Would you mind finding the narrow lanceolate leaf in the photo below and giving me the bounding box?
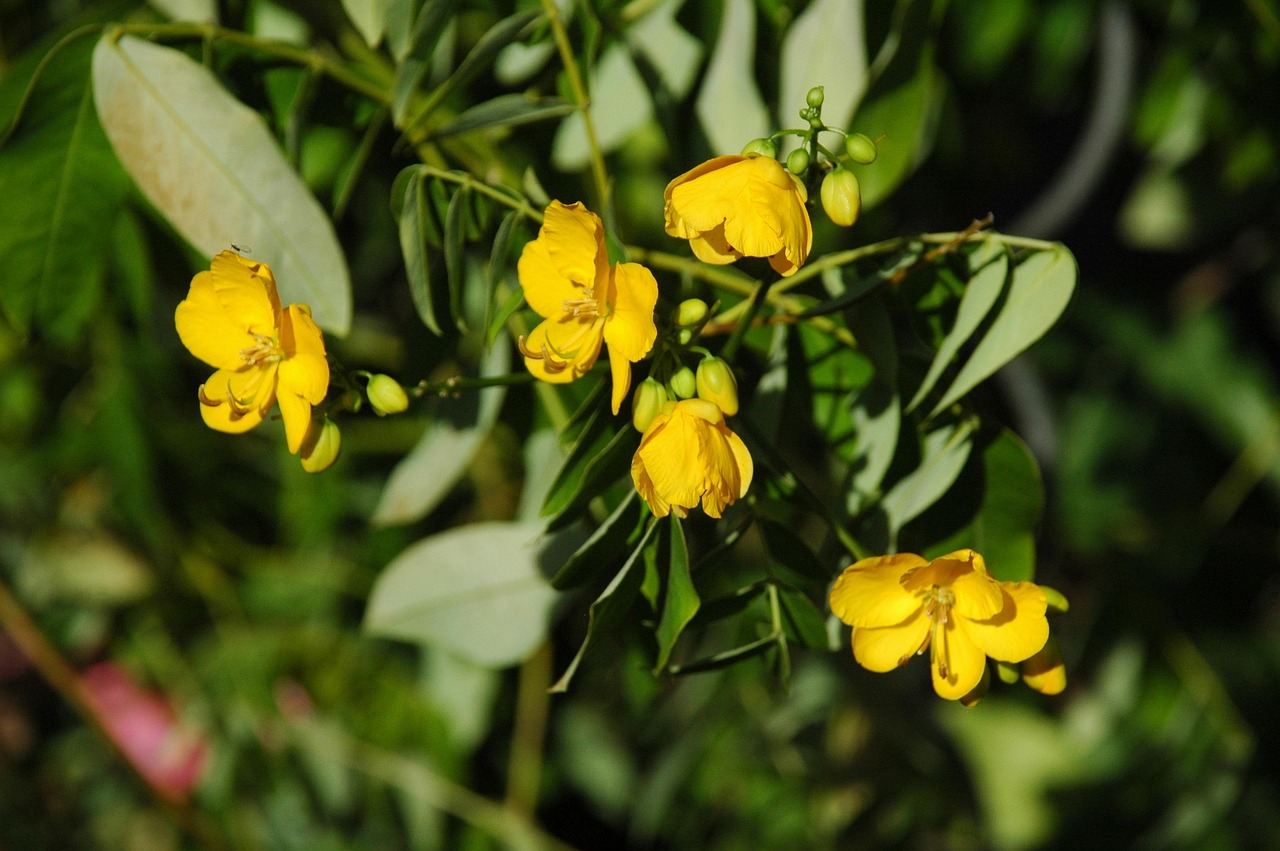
[882,419,976,541]
[397,169,444,334]
[551,518,660,692]
[846,299,899,515]
[393,0,459,123]
[929,244,1077,418]
[444,185,468,331]
[907,241,1010,413]
[654,516,699,674]
[91,35,351,333]
[342,0,387,48]
[485,211,520,343]
[854,60,941,212]
[0,35,126,341]
[363,521,558,668]
[432,94,575,139]
[694,0,769,154]
[778,0,867,136]
[546,424,640,533]
[552,490,642,590]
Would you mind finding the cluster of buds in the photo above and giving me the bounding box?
[632,299,740,432]
[741,86,878,229]
[301,372,412,474]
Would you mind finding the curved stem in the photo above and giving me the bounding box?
[419,165,544,223]
[541,0,611,212]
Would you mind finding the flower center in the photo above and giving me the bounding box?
[240,332,282,366]
[900,585,956,678]
[561,286,600,319]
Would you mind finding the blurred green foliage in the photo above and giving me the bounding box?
[1,0,1279,849]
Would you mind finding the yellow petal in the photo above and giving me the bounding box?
[829,554,927,628]
[931,619,987,700]
[696,420,743,518]
[175,271,258,368]
[1021,635,1067,695]
[279,305,330,404]
[962,581,1050,663]
[198,365,274,434]
[634,408,706,514]
[663,156,746,237]
[209,251,281,335]
[521,316,605,383]
[542,201,608,289]
[725,428,753,498]
[608,345,631,415]
[851,610,928,673]
[687,229,740,265]
[276,388,313,454]
[631,409,674,517]
[517,234,581,319]
[603,262,659,362]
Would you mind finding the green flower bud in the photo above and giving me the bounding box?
[695,356,739,417]
[740,137,777,159]
[631,378,667,433]
[300,418,341,473]
[845,132,878,164]
[785,147,810,175]
[820,167,861,227]
[995,660,1021,685]
[674,298,709,328]
[1040,585,1070,614]
[366,374,410,416]
[806,86,825,109]
[670,366,697,400]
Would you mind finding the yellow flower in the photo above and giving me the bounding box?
[517,201,659,414]
[175,251,329,454]
[829,549,1050,700]
[664,155,813,277]
[630,398,753,519]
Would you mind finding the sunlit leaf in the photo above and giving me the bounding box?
[846,299,899,514]
[552,43,653,171]
[342,0,387,48]
[779,0,866,138]
[629,0,703,99]
[91,35,351,333]
[694,0,769,154]
[364,521,558,668]
[907,241,1010,412]
[930,243,1077,417]
[853,58,941,211]
[371,336,509,526]
[654,516,698,673]
[882,420,976,540]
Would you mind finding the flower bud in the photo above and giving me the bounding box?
[366,374,409,416]
[695,356,739,416]
[1040,585,1070,614]
[631,378,667,433]
[785,148,810,176]
[806,86,825,109]
[669,366,696,400]
[821,167,861,227]
[740,137,777,159]
[994,660,1021,685]
[844,132,878,164]
[674,298,709,328]
[300,418,341,473]
[1021,635,1067,696]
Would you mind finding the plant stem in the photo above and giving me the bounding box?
[541,0,611,212]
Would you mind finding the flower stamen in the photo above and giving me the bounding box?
[517,335,571,373]
[240,333,282,366]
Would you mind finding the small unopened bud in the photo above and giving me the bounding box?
[300,418,341,473]
[674,298,709,328]
[821,167,861,227]
[1021,635,1067,696]
[785,148,810,176]
[1041,585,1070,614]
[669,366,696,400]
[844,132,878,164]
[631,378,667,433]
[695,356,739,416]
[995,660,1021,685]
[366,374,409,416]
[806,86,825,109]
[740,137,777,159]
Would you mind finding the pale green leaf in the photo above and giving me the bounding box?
[342,0,387,47]
[147,0,217,23]
[91,36,351,333]
[371,336,509,526]
[930,244,1077,417]
[364,521,558,668]
[629,0,704,99]
[694,0,769,154]
[846,299,899,515]
[853,60,941,211]
[907,241,1010,412]
[882,420,976,539]
[779,0,866,137]
[654,516,698,673]
[552,43,653,171]
[432,94,574,138]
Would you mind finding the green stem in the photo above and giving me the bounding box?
[419,165,544,223]
[541,0,611,211]
[413,371,536,397]
[505,641,553,819]
[721,276,777,364]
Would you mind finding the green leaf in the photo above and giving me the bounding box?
[432,93,574,138]
[907,241,1009,412]
[371,336,509,526]
[776,588,829,650]
[488,284,525,347]
[397,169,444,334]
[758,519,829,585]
[444,184,468,331]
[779,0,866,133]
[392,0,459,123]
[546,424,640,533]
[0,34,126,341]
[846,298,900,514]
[91,35,351,333]
[669,634,776,676]
[552,43,654,170]
[653,516,699,674]
[552,490,642,590]
[926,429,1043,582]
[363,521,559,668]
[342,0,387,48]
[551,518,660,692]
[694,0,769,154]
[929,244,1077,417]
[882,420,976,541]
[853,59,941,211]
[484,211,520,342]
